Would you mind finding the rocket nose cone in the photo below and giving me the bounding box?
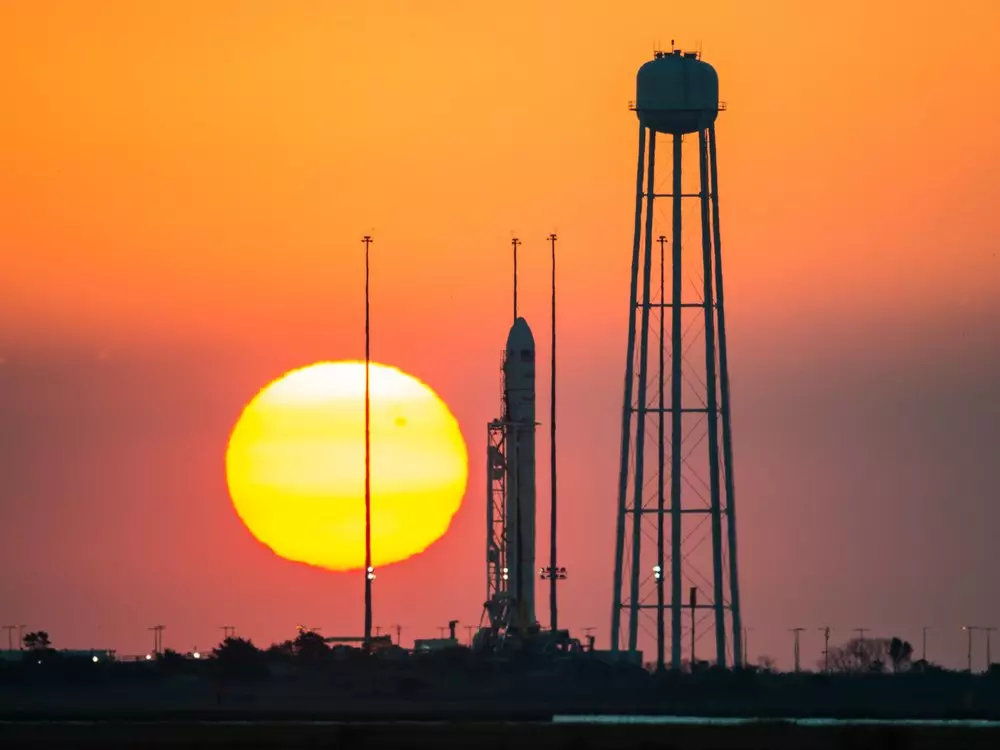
[506,317,535,351]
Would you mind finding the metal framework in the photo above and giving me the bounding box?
[610,116,743,671]
[486,418,508,607]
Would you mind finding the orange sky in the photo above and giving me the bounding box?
[0,1,998,668]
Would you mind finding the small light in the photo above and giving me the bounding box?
[653,565,662,573]
[367,572,376,581]
[502,567,508,574]
[193,652,201,659]
[92,655,99,663]
[145,654,152,661]
[502,574,509,581]
[367,566,374,573]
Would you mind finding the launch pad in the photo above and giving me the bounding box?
[479,317,546,650]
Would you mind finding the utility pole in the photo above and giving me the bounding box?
[465,625,475,645]
[511,236,521,323]
[149,625,165,656]
[921,626,930,662]
[819,626,831,673]
[790,628,805,673]
[2,625,14,651]
[375,625,382,637]
[18,625,25,649]
[548,232,559,634]
[853,628,869,670]
[741,626,751,668]
[384,624,402,647]
[219,626,236,640]
[963,625,977,672]
[985,627,996,671]
[362,234,374,652]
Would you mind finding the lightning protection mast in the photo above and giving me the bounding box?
[363,234,375,651]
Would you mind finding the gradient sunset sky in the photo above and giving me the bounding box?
[1,0,998,670]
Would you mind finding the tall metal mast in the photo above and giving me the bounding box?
[362,234,374,650]
[511,237,521,322]
[548,232,558,632]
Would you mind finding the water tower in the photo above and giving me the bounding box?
[610,49,743,670]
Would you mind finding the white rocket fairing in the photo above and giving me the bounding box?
[503,317,537,628]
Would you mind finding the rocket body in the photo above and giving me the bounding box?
[503,317,537,628]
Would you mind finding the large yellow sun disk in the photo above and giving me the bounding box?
[225,361,469,571]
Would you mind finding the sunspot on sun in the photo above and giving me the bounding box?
[225,361,468,571]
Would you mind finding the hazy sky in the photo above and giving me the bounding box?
[1,0,998,670]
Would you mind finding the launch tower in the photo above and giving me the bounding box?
[485,318,538,638]
[610,49,743,670]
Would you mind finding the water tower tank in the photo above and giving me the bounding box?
[635,51,720,135]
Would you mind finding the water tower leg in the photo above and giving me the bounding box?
[709,124,743,669]
[669,131,684,671]
[698,127,727,669]
[611,123,647,653]
[627,129,658,653]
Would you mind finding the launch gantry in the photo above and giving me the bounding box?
[479,319,539,648]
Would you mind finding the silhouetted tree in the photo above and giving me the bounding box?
[889,637,914,673]
[826,637,893,673]
[157,649,188,672]
[23,631,52,652]
[293,630,330,663]
[214,637,259,661]
[266,640,295,658]
[757,654,777,672]
[212,637,264,677]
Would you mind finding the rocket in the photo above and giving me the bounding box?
[503,317,537,628]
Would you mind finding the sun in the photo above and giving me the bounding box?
[225,361,468,571]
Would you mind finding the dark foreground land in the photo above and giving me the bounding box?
[2,719,1000,750]
[6,653,1000,747]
